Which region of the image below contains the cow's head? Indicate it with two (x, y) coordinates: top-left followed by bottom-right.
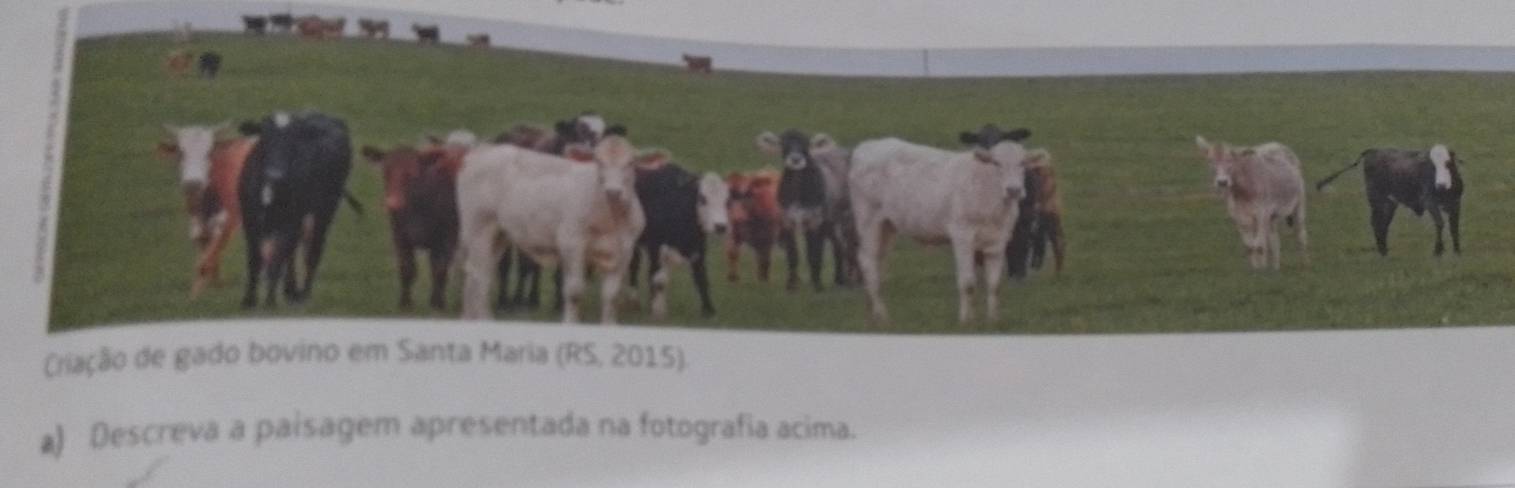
(960, 124), (1032, 200)
(158, 122), (232, 208)
(556, 112), (623, 148)
(1429, 144), (1454, 190)
(593, 135), (638, 205)
(756, 129), (831, 171)
(698, 172), (731, 235)
(255, 112), (300, 185)
(1195, 135), (1241, 190)
(361, 145), (427, 212)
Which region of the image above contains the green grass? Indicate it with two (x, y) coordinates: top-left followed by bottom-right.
(50, 33), (1515, 333)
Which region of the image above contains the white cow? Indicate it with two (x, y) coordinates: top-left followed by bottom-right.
(849, 125), (1031, 325)
(1195, 136), (1307, 270)
(456, 135), (645, 323)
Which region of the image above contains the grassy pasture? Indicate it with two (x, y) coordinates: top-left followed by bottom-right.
(50, 33), (1515, 333)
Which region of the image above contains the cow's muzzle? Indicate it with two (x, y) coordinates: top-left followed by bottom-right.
(182, 181), (206, 213)
(712, 223), (729, 235)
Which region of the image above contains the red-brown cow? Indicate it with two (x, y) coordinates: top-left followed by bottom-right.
(157, 123), (255, 298)
(165, 49), (192, 78)
(360, 137), (469, 310)
(724, 169), (782, 283)
(682, 53), (713, 74)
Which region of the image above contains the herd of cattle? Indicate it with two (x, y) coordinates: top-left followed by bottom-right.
(155, 107), (1467, 326)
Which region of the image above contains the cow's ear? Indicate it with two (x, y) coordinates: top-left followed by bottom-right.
(755, 131), (782, 156)
(554, 120), (576, 137)
(155, 141), (180, 161)
(959, 132), (980, 145)
(1195, 135), (1223, 160)
(1024, 149), (1051, 168)
(810, 133), (837, 153)
(1005, 128), (1031, 142)
(606, 124), (628, 137)
(422, 134), (443, 146)
(359, 145), (386, 164)
(237, 120), (261, 136)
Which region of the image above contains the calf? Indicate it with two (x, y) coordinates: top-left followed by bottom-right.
(242, 15), (268, 35)
(682, 54), (713, 74)
(413, 23), (440, 45)
(724, 169), (783, 283)
(627, 152), (730, 319)
(466, 33), (491, 48)
(1196, 136), (1308, 270)
(322, 17), (346, 38)
(197, 51), (222, 80)
(358, 18), (390, 39)
(1005, 149), (1065, 279)
(849, 125), (1031, 325)
(1316, 144), (1463, 256)
(755, 129), (858, 291)
(164, 49), (192, 78)
(269, 13), (294, 34)
(156, 122), (255, 298)
(360, 137), (469, 310)
(456, 135), (646, 324)
(295, 16), (325, 40)
(238, 111), (361, 308)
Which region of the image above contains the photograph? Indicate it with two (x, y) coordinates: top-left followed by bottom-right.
(50, 1), (1515, 333)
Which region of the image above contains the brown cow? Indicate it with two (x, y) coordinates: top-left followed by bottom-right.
(1005, 149), (1065, 279)
(157, 123), (255, 298)
(724, 169), (782, 283)
(322, 17), (346, 38)
(295, 16), (324, 40)
(358, 18), (390, 39)
(682, 53), (713, 74)
(466, 33), (490, 48)
(165, 49), (192, 78)
(360, 137), (469, 310)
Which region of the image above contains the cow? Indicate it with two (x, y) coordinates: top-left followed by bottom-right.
(360, 135), (470, 310)
(238, 111), (362, 308)
(269, 13), (294, 34)
(1315, 144), (1463, 257)
(172, 21), (192, 43)
(490, 113), (623, 311)
(295, 16), (325, 40)
(626, 151), (730, 319)
(456, 135), (646, 324)
(197, 51), (222, 80)
(755, 129), (858, 291)
(466, 33), (491, 48)
(164, 49), (192, 78)
(156, 122), (255, 298)
(322, 17), (347, 38)
(724, 169), (783, 283)
(413, 23), (440, 45)
(1195, 136), (1308, 270)
(358, 18), (390, 39)
(1005, 149), (1065, 279)
(242, 15), (268, 35)
(682, 54), (713, 74)
(849, 125), (1032, 325)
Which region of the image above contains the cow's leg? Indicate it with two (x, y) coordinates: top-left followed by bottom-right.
(1448, 202), (1462, 255)
(552, 267), (565, 312)
(826, 223), (849, 287)
(1267, 216), (1282, 270)
(725, 235), (742, 283)
(295, 210), (335, 304)
(804, 228), (825, 292)
(266, 234), (299, 307)
(628, 244), (643, 290)
(855, 218), (887, 325)
(1046, 212), (1066, 275)
(647, 244), (667, 320)
(1291, 202), (1309, 265)
(428, 245), (452, 311)
(949, 230), (977, 324)
(691, 253), (715, 317)
(756, 242), (774, 283)
(780, 227), (800, 290)
(1233, 214), (1263, 270)
(502, 248), (521, 312)
(396, 245), (417, 309)
(521, 259), (541, 307)
(1369, 197), (1397, 257)
(240, 222), (262, 309)
(1005, 215), (1034, 280)
(460, 215), (502, 321)
(981, 246), (1006, 323)
(1429, 203), (1447, 257)
(560, 245), (587, 324)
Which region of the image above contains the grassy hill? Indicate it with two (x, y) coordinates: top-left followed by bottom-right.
(50, 32), (1515, 333)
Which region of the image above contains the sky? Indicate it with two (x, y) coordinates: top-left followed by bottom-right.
(74, 1), (1515, 77)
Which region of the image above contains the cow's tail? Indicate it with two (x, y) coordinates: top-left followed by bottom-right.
(1314, 152), (1367, 191)
(342, 190), (365, 216)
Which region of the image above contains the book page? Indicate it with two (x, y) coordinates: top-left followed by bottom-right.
(4, 1), (1515, 486)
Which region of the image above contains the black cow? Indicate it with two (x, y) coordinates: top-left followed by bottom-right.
(268, 13), (293, 34)
(197, 51), (222, 80)
(412, 23), (440, 45)
(1316, 144), (1465, 256)
(755, 129), (856, 291)
(238, 111), (361, 308)
(242, 15), (268, 35)
(627, 157), (730, 318)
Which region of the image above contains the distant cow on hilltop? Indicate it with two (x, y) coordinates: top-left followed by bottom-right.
(682, 53), (712, 74)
